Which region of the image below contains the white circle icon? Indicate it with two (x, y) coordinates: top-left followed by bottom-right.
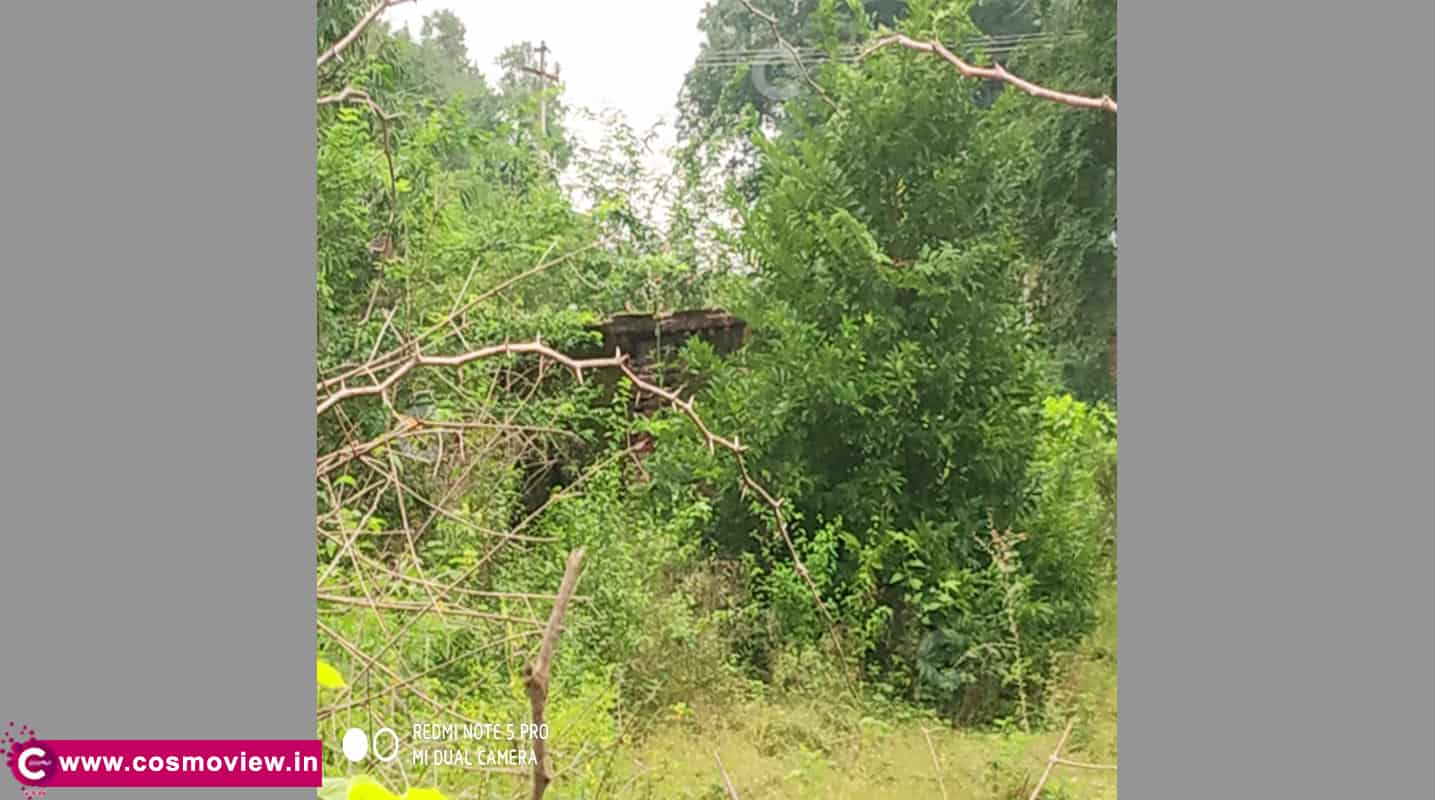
(372, 727), (400, 763)
(341, 727), (369, 762)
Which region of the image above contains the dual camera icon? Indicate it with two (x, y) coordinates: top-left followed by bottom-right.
(340, 727), (399, 764)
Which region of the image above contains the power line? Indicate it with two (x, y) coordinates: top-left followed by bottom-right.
(693, 46), (1070, 69)
(693, 31), (1086, 67)
(695, 45), (1051, 65)
(698, 30), (1079, 57)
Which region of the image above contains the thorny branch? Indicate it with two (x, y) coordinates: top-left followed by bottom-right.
(862, 34), (1117, 112)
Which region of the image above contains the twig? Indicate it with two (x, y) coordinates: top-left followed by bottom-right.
(714, 751), (741, 800)
(331, 448), (625, 691)
(1052, 756), (1118, 771)
(318, 340), (862, 702)
(316, 87), (396, 118)
(318, 341), (620, 415)
(861, 34), (1117, 112)
(735, 0), (837, 110)
(920, 726), (949, 800)
(316, 592), (546, 627)
(317, 87), (401, 222)
(526, 548), (587, 800)
(317, 629), (540, 720)
(1027, 720), (1075, 800)
(318, 619), (487, 727)
(317, 0), (416, 69)
(317, 243), (599, 394)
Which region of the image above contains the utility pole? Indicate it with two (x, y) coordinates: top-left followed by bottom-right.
(520, 41), (560, 139)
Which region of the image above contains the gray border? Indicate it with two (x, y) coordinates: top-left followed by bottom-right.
(1120, 1), (1435, 796)
(0, 2), (314, 798)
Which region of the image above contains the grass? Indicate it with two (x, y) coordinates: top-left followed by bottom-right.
(571, 580), (1118, 800)
(421, 577), (1118, 799)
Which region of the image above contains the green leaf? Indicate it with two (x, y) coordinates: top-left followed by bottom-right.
(402, 789), (449, 800)
(317, 658), (347, 689)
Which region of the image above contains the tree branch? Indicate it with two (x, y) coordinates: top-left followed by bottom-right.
(526, 548), (587, 800)
(317, 86), (397, 119)
(735, 0), (838, 110)
(318, 340), (863, 701)
(317, 0), (416, 69)
(317, 340), (623, 416)
(714, 751), (741, 799)
(921, 726), (950, 800)
(1027, 719), (1075, 800)
(862, 34), (1117, 112)
(317, 87), (401, 222)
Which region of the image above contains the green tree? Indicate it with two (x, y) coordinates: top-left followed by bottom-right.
(1000, 0), (1117, 401)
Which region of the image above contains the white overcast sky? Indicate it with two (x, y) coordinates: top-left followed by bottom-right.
(384, 1), (712, 142)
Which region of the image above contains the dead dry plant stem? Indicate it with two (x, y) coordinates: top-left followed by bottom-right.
(318, 338), (860, 701)
(1026, 719), (1118, 799)
(526, 548), (587, 800)
(714, 750), (741, 800)
(862, 34), (1117, 112)
(317, 243), (598, 394)
(921, 726), (949, 800)
(1053, 756), (1118, 771)
(1028, 720), (1075, 800)
(316, 592), (545, 626)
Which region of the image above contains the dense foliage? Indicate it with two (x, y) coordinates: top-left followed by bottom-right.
(315, 0), (1116, 794)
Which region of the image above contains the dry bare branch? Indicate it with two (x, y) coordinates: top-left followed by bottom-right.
(921, 726), (949, 800)
(735, 0), (837, 110)
(316, 86), (396, 118)
(317, 341), (614, 415)
(317, 243), (600, 394)
(1052, 756), (1118, 771)
(1028, 720), (1075, 800)
(316, 592), (546, 626)
(319, 619), (488, 727)
(526, 548), (587, 800)
(714, 750), (741, 800)
(318, 339), (863, 701)
(317, 0), (416, 69)
(862, 34), (1117, 112)
(332, 447), (626, 693)
(317, 629), (540, 721)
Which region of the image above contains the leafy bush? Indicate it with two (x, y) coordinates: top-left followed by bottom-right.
(313, 3), (1119, 796)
